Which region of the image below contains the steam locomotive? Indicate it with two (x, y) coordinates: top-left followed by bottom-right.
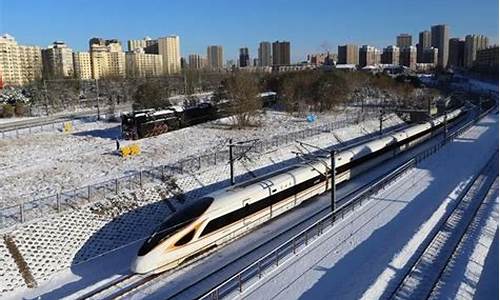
(121, 102), (219, 140)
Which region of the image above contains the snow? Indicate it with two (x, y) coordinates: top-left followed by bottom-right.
(428, 177), (499, 300)
(0, 117), (37, 125)
(243, 112), (498, 300)
(0, 109), (399, 298)
(390, 152), (498, 299)
(0, 109), (381, 207)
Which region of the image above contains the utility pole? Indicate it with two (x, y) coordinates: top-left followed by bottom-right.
(229, 139), (235, 185)
(227, 138), (259, 186)
(330, 150), (336, 212)
(296, 141), (337, 212)
(95, 78), (100, 120)
(443, 113), (448, 142)
(43, 80), (49, 116)
(379, 109), (384, 135)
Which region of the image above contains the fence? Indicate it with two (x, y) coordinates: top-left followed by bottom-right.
(198, 106), (495, 300)
(0, 110), (380, 230)
(0, 119), (77, 139)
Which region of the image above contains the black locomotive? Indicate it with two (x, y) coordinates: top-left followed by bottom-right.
(121, 102), (219, 140)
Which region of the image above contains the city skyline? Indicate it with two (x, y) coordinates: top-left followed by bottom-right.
(1, 0), (498, 62)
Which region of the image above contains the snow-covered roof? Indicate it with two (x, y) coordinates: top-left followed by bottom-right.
(335, 64), (357, 69)
(259, 92), (277, 97)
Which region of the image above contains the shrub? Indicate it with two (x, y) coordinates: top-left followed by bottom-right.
(1, 104), (14, 118)
(14, 103), (26, 116)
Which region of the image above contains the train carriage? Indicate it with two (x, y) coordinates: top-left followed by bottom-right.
(132, 109), (464, 274)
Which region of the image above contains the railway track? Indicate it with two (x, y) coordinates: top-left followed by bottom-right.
(0, 104), (131, 133)
(388, 150), (499, 300)
(77, 157), (416, 300)
(77, 109), (487, 300)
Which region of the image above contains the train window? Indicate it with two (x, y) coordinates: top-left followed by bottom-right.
(138, 197), (214, 256)
(174, 229), (196, 247)
(199, 174), (329, 238)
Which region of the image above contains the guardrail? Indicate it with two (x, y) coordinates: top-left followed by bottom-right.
(199, 159), (417, 300)
(199, 106), (495, 300)
(0, 111), (381, 230)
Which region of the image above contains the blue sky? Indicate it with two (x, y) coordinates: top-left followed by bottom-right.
(1, 0), (498, 62)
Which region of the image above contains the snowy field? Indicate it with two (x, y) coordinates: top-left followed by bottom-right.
(0, 108), (374, 207)
(244, 113), (498, 300)
(0, 110), (401, 297)
(429, 177), (498, 300)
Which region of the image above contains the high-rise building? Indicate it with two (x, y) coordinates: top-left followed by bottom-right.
(207, 45), (224, 69)
(41, 41), (74, 79)
(448, 38), (465, 68)
(381, 45), (400, 65)
(397, 34), (412, 48)
(464, 34), (489, 68)
(338, 44), (359, 65)
(158, 35), (181, 75)
(73, 52), (92, 79)
(0, 34), (42, 86)
(474, 46), (498, 72)
(431, 24), (449, 68)
(128, 38), (147, 52)
(359, 45), (380, 67)
(400, 46), (417, 70)
(125, 48), (163, 78)
(239, 47), (250, 67)
(188, 54), (206, 69)
(272, 41), (291, 65)
(422, 47), (439, 65)
(417, 30), (432, 63)
(308, 53), (328, 65)
(127, 37), (157, 52)
(89, 38), (125, 79)
(258, 42), (272, 66)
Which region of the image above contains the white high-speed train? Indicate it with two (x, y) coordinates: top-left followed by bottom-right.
(131, 109), (463, 274)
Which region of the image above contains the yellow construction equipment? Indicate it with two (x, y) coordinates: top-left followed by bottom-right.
(63, 122), (73, 133)
(120, 143), (141, 157)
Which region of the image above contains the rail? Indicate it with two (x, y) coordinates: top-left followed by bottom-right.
(198, 159), (416, 300)
(0, 111), (381, 230)
(0, 103), (132, 138)
(197, 106), (495, 300)
(86, 154), (417, 300)
(389, 150), (498, 299)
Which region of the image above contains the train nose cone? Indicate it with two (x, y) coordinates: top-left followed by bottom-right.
(131, 255), (156, 274)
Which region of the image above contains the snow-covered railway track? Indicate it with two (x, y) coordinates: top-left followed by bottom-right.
(76, 158), (414, 300)
(388, 150), (499, 300)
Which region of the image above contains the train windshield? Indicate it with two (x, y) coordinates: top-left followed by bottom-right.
(138, 197), (214, 256)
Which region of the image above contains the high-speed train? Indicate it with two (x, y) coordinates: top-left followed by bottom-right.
(131, 109), (464, 274)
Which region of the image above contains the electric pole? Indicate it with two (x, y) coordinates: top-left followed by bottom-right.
(331, 150), (336, 212)
(95, 78), (100, 120)
(444, 113), (448, 142)
(229, 139), (235, 185)
(379, 109), (384, 135)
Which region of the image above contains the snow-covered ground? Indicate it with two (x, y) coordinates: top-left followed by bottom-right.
(243, 112), (498, 300)
(0, 110), (400, 298)
(429, 177), (498, 300)
(0, 117), (37, 125)
(0, 108), (377, 207)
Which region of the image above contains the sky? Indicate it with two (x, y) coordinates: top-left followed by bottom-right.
(1, 0), (498, 63)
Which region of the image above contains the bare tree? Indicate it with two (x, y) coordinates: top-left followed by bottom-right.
(133, 81), (170, 110)
(225, 72), (262, 129)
